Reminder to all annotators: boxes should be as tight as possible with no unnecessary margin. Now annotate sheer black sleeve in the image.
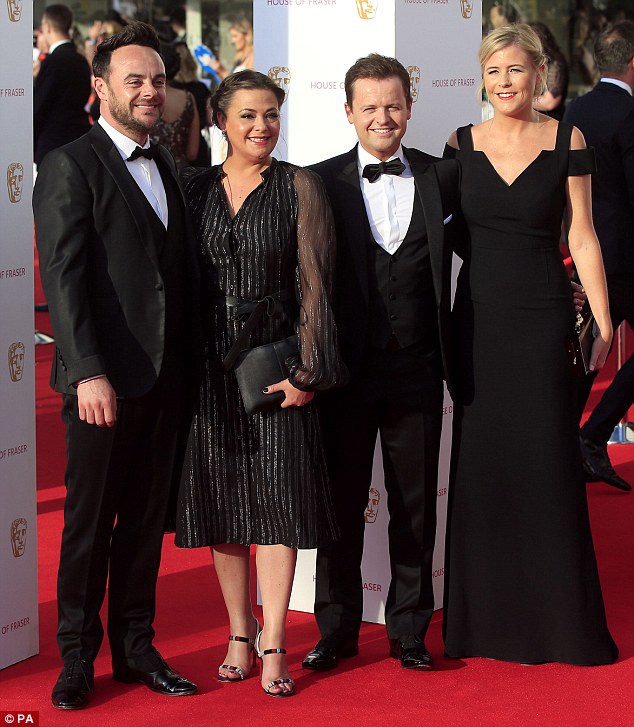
[287,167,347,391]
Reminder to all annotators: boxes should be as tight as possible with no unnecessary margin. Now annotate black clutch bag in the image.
[233,335,299,415]
[566,309,594,376]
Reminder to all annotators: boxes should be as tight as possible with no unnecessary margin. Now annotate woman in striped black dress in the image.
[175,71,345,697]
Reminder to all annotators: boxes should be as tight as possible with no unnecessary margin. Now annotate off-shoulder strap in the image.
[555,121,573,181]
[557,120,597,176]
[555,120,573,152]
[456,124,474,151]
[568,147,597,176]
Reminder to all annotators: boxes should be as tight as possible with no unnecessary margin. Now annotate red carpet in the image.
[1,266,632,726]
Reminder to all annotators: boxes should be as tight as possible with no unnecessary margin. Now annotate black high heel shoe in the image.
[217,621,262,682]
[255,631,295,698]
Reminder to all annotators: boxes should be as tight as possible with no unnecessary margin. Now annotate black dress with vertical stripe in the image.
[175,160,345,549]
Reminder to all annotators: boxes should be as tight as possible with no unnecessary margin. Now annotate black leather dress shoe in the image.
[302,638,359,670]
[51,658,94,710]
[389,639,433,670]
[580,436,632,491]
[112,649,197,696]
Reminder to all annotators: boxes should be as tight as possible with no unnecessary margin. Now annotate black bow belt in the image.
[220,290,293,370]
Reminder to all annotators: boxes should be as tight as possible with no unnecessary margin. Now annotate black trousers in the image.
[57,356,188,663]
[315,342,443,644]
[578,273,634,442]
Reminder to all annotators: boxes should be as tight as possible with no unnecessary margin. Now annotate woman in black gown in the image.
[175,71,345,696]
[443,25,618,665]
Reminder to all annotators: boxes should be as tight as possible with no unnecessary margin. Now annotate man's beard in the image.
[107,89,161,136]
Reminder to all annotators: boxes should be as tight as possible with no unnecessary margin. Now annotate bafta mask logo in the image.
[355,0,378,19]
[8,341,25,382]
[460,0,473,19]
[364,487,381,524]
[268,66,291,95]
[408,66,421,103]
[7,162,24,203]
[6,0,22,22]
[11,518,27,557]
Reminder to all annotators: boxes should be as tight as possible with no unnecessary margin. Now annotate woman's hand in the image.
[264,379,314,408]
[571,281,587,312]
[589,326,612,372]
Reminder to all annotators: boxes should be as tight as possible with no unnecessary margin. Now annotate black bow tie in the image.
[127,143,159,162]
[362,158,406,183]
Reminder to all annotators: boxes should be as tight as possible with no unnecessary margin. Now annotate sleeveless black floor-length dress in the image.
[443,123,618,665]
[175,160,345,550]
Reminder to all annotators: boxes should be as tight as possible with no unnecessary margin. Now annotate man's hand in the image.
[264,379,315,408]
[77,376,117,426]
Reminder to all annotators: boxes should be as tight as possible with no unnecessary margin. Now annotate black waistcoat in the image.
[366,189,439,350]
[147,161,187,356]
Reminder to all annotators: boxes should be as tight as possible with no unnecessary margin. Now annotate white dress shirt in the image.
[357,144,414,255]
[98,116,168,228]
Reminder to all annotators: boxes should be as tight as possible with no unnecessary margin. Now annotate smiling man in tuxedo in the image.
[33,22,200,709]
[302,54,461,672]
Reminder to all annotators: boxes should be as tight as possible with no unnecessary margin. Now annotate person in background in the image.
[84,9,126,65]
[565,20,634,493]
[489,0,522,30]
[33,29,49,78]
[172,41,212,166]
[150,43,200,170]
[530,21,569,120]
[169,6,187,42]
[34,4,91,167]
[209,17,254,79]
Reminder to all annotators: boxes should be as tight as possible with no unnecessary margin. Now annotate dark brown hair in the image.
[93,21,161,79]
[344,54,412,107]
[42,4,73,35]
[595,20,634,76]
[159,42,181,81]
[211,70,285,126]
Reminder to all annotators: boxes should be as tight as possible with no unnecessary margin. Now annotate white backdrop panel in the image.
[0,0,39,669]
[254,0,481,622]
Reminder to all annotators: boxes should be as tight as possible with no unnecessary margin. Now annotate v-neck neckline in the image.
[473,148,551,187]
[466,124,560,187]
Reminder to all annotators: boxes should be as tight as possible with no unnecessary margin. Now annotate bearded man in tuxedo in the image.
[34,22,200,709]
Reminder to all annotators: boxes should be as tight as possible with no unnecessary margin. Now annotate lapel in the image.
[89,123,169,270]
[406,147,444,306]
[333,146,372,304]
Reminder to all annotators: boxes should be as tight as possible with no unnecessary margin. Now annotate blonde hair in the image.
[479,24,548,99]
[230,17,253,48]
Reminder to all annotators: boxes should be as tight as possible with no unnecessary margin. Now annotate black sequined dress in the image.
[176,160,345,549]
[151,91,195,171]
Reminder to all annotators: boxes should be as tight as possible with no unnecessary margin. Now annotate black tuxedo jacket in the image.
[563,81,634,274]
[33,122,200,398]
[33,41,92,166]
[310,145,461,399]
